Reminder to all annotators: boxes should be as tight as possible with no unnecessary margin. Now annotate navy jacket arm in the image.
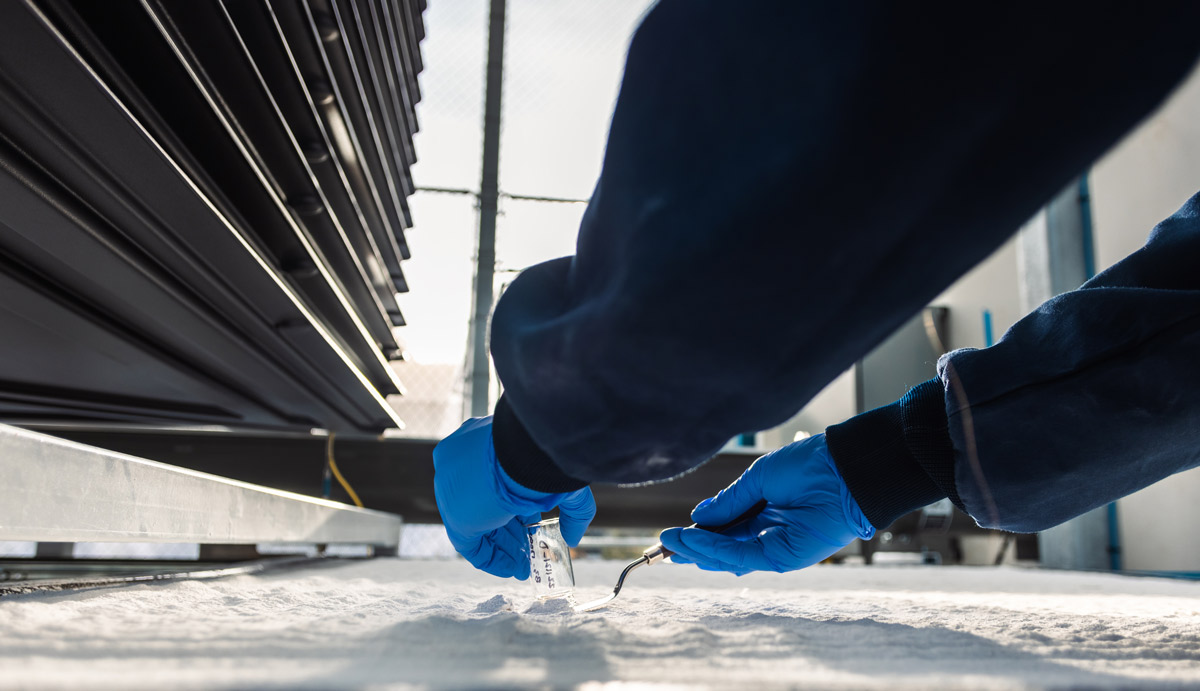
[828,195,1200,532]
[938,193,1200,532]
[488,0,1200,495]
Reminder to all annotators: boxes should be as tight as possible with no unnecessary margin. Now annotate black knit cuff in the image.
[492,395,588,494]
[825,378,959,529]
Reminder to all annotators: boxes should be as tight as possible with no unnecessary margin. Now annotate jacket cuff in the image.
[825,378,960,529]
[492,395,588,494]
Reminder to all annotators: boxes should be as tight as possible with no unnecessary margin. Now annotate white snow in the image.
[2,558,1199,689]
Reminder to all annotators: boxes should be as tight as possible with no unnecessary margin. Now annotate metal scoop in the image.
[573,498,768,612]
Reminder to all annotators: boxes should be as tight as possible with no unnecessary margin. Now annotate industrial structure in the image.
[0,0,426,570]
[1,0,1198,583]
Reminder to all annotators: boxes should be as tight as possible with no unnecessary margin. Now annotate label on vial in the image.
[528,536,559,591]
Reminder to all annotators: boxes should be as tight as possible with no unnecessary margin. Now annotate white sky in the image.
[396,0,655,364]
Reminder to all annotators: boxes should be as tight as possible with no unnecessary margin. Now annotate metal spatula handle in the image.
[572,498,770,613]
[652,498,768,561]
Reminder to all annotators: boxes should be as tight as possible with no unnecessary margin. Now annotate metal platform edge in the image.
[0,423,401,547]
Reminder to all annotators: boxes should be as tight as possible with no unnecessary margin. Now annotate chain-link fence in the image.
[397,524,460,559]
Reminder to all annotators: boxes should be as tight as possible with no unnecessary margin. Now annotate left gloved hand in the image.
[433,416,596,579]
[659,434,875,575]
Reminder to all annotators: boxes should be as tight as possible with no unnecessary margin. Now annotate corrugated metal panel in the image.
[0,0,424,433]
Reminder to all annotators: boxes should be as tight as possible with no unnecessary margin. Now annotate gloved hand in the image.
[659,434,874,575]
[433,416,596,579]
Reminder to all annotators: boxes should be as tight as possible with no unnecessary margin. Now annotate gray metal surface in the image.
[0,0,423,433]
[0,424,400,547]
[468,0,506,416]
[1017,179,1113,572]
[1017,178,1092,310]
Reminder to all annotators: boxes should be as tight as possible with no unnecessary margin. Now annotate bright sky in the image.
[396,0,655,364]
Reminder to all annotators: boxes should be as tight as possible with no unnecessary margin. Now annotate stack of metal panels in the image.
[0,0,425,434]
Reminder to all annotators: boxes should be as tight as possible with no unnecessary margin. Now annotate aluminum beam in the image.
[0,424,401,547]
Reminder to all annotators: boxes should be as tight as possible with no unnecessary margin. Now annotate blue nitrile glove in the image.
[433,416,596,579]
[659,434,874,575]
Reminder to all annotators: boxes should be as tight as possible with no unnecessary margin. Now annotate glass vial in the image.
[525,517,576,601]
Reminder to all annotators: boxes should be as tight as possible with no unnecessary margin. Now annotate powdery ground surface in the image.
[2,559,1200,690]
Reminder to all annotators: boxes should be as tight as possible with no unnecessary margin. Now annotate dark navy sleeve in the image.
[937,194,1200,532]
[488,0,1200,493]
[826,195,1200,532]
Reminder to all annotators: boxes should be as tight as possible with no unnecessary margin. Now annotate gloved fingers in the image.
[484,528,529,579]
[714,520,762,541]
[451,415,493,437]
[662,543,711,569]
[674,552,756,577]
[431,415,493,471]
[660,526,757,573]
[676,553,749,575]
[659,527,687,554]
[719,507,790,541]
[556,487,597,547]
[447,525,528,579]
[519,512,541,527]
[456,542,520,578]
[757,524,848,571]
[463,537,523,578]
[667,552,695,565]
[502,518,533,580]
[663,526,778,573]
[689,462,765,527]
[700,561,754,576]
[664,539,753,576]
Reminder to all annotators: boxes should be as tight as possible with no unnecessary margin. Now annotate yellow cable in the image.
[326,432,363,508]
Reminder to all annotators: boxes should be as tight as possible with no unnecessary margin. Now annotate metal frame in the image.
[469,0,507,416]
[41,0,403,398]
[0,0,425,432]
[18,423,765,529]
[140,0,403,357]
[0,423,401,547]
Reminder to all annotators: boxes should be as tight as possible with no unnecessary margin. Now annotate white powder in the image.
[2,559,1198,689]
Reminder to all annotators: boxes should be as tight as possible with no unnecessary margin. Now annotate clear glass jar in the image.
[525,517,576,601]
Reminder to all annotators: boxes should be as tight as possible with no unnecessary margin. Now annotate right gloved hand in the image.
[433,416,596,579]
[659,433,875,575]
